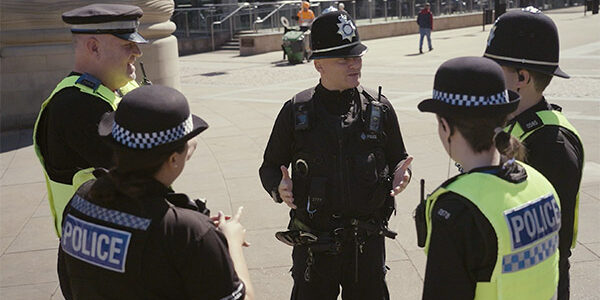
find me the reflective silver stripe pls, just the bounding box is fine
[484,53,559,66]
[71,20,138,31]
[311,41,360,53]
[219,282,245,300]
[70,195,151,230]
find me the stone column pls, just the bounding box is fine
[0,0,180,131]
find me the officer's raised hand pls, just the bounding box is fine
[279,166,296,209]
[391,156,413,196]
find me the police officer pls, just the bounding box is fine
[484,8,584,299]
[58,85,254,300]
[259,11,412,299]
[416,56,561,299]
[34,3,147,236]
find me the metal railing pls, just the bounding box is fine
[253,2,290,32]
[211,2,251,50]
[172,0,582,49]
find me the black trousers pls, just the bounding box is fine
[557,253,571,300]
[290,235,389,300]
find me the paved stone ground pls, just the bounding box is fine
[1,6,598,300]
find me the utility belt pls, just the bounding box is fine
[277,217,397,282]
[276,217,396,252]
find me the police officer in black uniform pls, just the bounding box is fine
[34,3,148,235]
[259,11,412,300]
[484,8,585,299]
[58,85,254,300]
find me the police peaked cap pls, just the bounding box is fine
[62,4,148,43]
[309,11,367,59]
[418,57,520,116]
[98,85,208,153]
[484,7,569,78]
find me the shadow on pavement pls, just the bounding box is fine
[1,129,34,153]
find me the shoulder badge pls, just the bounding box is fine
[517,112,544,133]
[75,73,102,91]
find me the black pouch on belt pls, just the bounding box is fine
[307,177,327,216]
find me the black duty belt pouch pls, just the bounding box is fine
[414,201,427,248]
[307,177,327,216]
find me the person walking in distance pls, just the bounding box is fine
[417,3,433,54]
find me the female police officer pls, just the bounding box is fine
[57,85,254,300]
[415,57,560,300]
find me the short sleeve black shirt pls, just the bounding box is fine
[58,176,245,300]
[36,72,115,184]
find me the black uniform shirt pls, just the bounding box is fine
[259,83,409,196]
[422,163,528,300]
[58,176,245,300]
[507,98,584,261]
[36,72,115,184]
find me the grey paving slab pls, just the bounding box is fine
[249,266,294,300]
[585,242,600,257]
[5,216,57,254]
[0,6,598,300]
[386,260,425,300]
[0,249,58,287]
[0,182,46,239]
[245,228,294,269]
[0,282,59,300]
[230,200,291,231]
[570,260,600,300]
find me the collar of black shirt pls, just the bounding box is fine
[314,83,358,116]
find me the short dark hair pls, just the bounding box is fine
[528,69,553,93]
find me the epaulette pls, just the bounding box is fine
[515,110,544,134]
[75,73,102,91]
[292,87,315,131]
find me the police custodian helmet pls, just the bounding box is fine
[309,11,367,59]
[484,7,569,78]
[418,57,520,116]
[62,3,148,44]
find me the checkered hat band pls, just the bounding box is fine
[432,89,509,107]
[70,194,151,230]
[502,233,558,273]
[111,114,194,149]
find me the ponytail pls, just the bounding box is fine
[493,127,526,161]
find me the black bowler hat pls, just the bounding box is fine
[62,4,148,44]
[309,11,367,59]
[484,7,568,78]
[98,85,208,152]
[418,57,520,116]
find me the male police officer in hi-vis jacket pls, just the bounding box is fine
[34,4,147,236]
[259,11,412,300]
[484,8,585,299]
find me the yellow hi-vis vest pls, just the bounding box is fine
[506,109,584,249]
[424,162,560,300]
[32,75,139,236]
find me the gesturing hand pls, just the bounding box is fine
[390,156,413,197]
[217,207,250,247]
[279,165,296,209]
